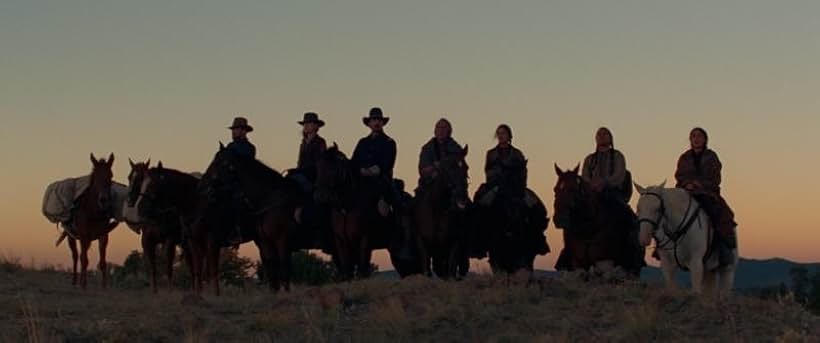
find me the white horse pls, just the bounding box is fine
[634,182,738,297]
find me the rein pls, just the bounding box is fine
[638,191,703,270]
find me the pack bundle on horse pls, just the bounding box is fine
[413,146,471,279]
[634,182,738,297]
[42,154,121,289]
[315,144,405,280]
[127,159,195,293]
[475,159,549,274]
[553,164,643,276]
[198,143,301,293]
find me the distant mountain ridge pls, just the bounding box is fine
[375,257,820,290]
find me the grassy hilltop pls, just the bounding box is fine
[0,258,818,343]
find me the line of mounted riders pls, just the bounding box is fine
[56,108,738,295]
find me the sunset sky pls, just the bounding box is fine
[1,1,819,271]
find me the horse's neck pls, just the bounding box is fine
[661,189,695,228]
[171,174,199,213]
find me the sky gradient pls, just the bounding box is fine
[2,1,819,270]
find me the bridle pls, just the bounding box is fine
[637,190,703,270]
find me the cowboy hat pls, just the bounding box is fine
[298,112,326,127]
[362,107,390,126]
[228,117,254,132]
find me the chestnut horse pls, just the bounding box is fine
[413,146,471,279]
[127,159,192,293]
[197,143,301,293]
[66,153,119,289]
[315,144,397,280]
[553,164,642,276]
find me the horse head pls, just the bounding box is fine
[553,163,594,232]
[315,143,352,204]
[127,158,151,207]
[634,180,667,247]
[431,145,470,210]
[199,142,237,199]
[89,153,115,212]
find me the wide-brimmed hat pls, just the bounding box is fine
[298,112,325,127]
[228,117,254,132]
[362,107,390,126]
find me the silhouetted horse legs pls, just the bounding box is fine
[206,240,221,296]
[68,237,79,286]
[79,239,91,289]
[332,211,355,281]
[165,238,176,289]
[357,234,372,279]
[142,234,159,293]
[98,234,109,288]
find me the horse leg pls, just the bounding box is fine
[334,233,352,281]
[448,243,462,280]
[358,235,372,279]
[190,240,205,294]
[660,256,679,292]
[688,260,705,294]
[68,237,79,286]
[417,238,431,277]
[79,239,91,290]
[718,258,737,299]
[165,239,177,290]
[143,235,159,293]
[98,234,109,288]
[702,269,717,298]
[207,243,221,296]
[276,233,291,292]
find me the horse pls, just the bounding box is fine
[634,182,738,297]
[66,153,119,289]
[134,162,200,291]
[413,146,471,279]
[127,159,192,293]
[198,143,301,292]
[476,159,549,274]
[553,164,642,276]
[315,144,398,280]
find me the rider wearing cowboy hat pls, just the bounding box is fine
[226,117,256,159]
[225,116,256,245]
[352,107,400,215]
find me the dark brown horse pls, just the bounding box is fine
[135,163,201,291]
[475,159,549,274]
[197,143,300,293]
[413,146,471,279]
[66,153,119,289]
[127,159,191,293]
[315,144,395,280]
[553,164,641,276]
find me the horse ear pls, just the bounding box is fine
[129,158,136,168]
[571,163,580,175]
[157,161,164,170]
[219,141,226,150]
[554,163,562,176]
[332,142,338,150]
[107,153,115,166]
[659,179,667,188]
[634,182,646,195]
[462,145,469,157]
[146,158,151,167]
[90,153,97,165]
